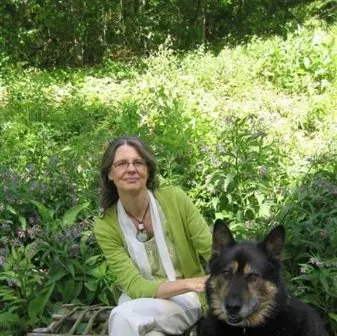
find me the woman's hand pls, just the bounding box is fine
[186,276,208,293]
[155,276,209,299]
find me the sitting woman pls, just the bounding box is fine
[94,135,212,336]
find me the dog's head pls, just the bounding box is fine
[206,219,287,328]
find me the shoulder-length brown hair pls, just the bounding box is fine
[99,136,158,213]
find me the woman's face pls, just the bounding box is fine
[108,144,149,196]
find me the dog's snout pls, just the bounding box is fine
[225,297,242,314]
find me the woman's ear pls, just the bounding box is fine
[107,168,114,182]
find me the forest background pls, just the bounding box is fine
[0,0,337,335]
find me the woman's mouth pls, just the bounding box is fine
[125,178,139,183]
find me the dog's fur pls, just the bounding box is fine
[197,219,328,336]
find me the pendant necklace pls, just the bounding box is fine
[125,202,150,242]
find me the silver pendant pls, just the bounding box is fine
[136,229,148,242]
[136,223,148,242]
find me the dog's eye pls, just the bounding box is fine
[246,273,260,283]
[222,270,233,279]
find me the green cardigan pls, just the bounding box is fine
[94,186,212,302]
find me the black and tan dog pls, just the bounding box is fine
[198,219,328,336]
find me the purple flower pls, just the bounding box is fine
[7,279,18,287]
[217,144,226,154]
[26,163,35,172]
[259,166,268,177]
[69,243,80,257]
[300,266,309,274]
[70,226,82,239]
[309,257,324,268]
[11,239,21,247]
[210,155,221,167]
[9,174,17,183]
[244,221,254,229]
[87,234,96,247]
[6,196,15,204]
[40,184,48,194]
[16,229,26,239]
[1,223,11,232]
[207,185,216,194]
[54,232,65,243]
[319,229,329,240]
[68,183,75,192]
[27,225,41,238]
[65,231,72,239]
[29,181,39,192]
[49,156,59,165]
[0,238,9,247]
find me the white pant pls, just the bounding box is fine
[108,292,201,336]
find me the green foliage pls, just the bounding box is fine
[277,154,337,333]
[1,20,337,334]
[1,0,336,66]
[0,203,115,335]
[253,24,337,94]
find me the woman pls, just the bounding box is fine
[94,136,212,336]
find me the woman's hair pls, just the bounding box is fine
[99,135,158,213]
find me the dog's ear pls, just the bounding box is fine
[262,225,285,260]
[212,218,236,255]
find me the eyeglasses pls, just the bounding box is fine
[112,160,147,170]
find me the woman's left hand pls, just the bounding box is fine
[156,276,209,298]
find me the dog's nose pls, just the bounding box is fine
[225,297,242,314]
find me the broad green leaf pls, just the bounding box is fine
[67,262,75,278]
[72,281,83,301]
[85,280,97,292]
[19,216,27,230]
[258,203,270,218]
[63,279,76,302]
[88,262,107,279]
[28,284,55,322]
[6,204,17,215]
[85,255,101,266]
[0,271,18,281]
[62,202,89,226]
[328,313,337,322]
[211,197,219,210]
[47,269,68,285]
[31,200,53,223]
[25,243,40,259]
[303,57,310,69]
[254,192,265,205]
[223,173,235,191]
[319,273,329,293]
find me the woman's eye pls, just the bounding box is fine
[134,161,145,167]
[117,162,128,168]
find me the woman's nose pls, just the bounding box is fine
[126,163,136,171]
